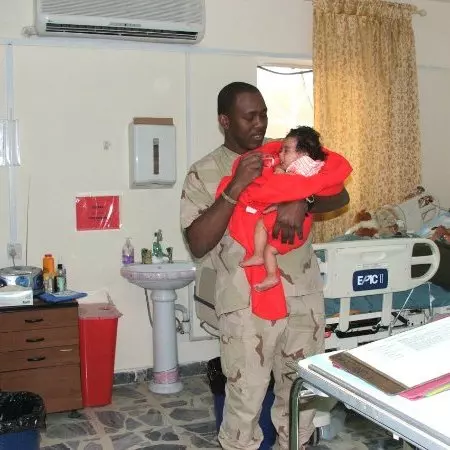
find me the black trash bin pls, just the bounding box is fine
[207,357,276,450]
[0,391,46,450]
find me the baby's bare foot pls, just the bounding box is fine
[254,276,280,291]
[240,256,265,267]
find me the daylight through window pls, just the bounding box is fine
[257,66,313,139]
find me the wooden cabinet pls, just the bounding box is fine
[0,301,82,413]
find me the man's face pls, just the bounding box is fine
[220,92,268,154]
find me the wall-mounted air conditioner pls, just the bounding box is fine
[34,0,205,44]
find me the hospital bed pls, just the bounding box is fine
[314,237,449,350]
[194,236,450,351]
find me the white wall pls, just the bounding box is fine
[408,0,450,206]
[0,0,449,372]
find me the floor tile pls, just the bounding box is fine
[40,375,407,449]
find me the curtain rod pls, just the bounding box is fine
[414,6,427,17]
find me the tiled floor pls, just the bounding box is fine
[40,375,406,450]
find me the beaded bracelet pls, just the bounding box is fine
[221,191,237,205]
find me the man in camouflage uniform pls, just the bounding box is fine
[180,82,349,450]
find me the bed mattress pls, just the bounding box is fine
[325,282,450,317]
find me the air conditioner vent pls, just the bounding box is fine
[45,23,198,40]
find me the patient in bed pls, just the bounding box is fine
[240,126,327,291]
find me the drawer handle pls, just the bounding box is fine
[25,337,45,343]
[27,356,46,362]
[24,318,43,324]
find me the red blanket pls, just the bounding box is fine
[216,141,352,320]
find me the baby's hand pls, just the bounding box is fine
[274,166,285,174]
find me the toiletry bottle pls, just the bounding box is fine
[55,263,67,292]
[43,254,55,275]
[43,273,54,293]
[122,238,135,265]
[141,248,152,264]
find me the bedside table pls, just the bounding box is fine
[0,300,82,413]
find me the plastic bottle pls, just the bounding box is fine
[43,254,55,275]
[55,263,67,293]
[43,272,54,293]
[122,238,135,265]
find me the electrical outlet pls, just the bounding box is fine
[7,243,22,260]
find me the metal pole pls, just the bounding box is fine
[289,377,304,450]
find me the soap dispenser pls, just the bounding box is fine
[122,238,135,265]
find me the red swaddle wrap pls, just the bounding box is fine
[216,141,352,320]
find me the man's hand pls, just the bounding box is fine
[227,152,263,199]
[273,166,285,174]
[273,200,308,244]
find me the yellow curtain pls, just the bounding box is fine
[313,0,421,242]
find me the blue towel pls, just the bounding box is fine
[38,290,88,303]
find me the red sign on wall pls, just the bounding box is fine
[76,195,120,231]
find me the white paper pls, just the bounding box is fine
[348,317,450,387]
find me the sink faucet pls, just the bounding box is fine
[166,247,173,264]
[153,229,174,263]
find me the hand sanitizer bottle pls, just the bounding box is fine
[122,238,135,265]
[55,263,67,293]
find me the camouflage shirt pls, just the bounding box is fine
[180,145,323,316]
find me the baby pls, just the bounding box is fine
[240,126,326,291]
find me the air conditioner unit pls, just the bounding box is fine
[34,0,205,44]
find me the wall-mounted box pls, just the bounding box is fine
[129,117,176,189]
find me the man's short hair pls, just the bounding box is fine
[217,82,261,115]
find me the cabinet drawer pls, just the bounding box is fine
[0,365,82,413]
[0,306,78,332]
[0,326,79,352]
[0,345,79,373]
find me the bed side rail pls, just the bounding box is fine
[313,238,439,299]
[313,238,439,332]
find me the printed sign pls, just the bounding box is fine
[352,268,388,292]
[76,195,120,231]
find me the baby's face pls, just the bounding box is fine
[279,137,300,170]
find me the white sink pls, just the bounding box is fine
[120,261,195,291]
[120,260,196,395]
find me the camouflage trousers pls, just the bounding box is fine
[217,292,325,450]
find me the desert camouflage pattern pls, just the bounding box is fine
[180,145,326,449]
[218,294,325,450]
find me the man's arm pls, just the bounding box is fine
[184,152,264,259]
[310,188,350,214]
[185,191,236,259]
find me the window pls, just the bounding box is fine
[257,66,314,139]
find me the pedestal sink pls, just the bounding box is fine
[120,261,195,394]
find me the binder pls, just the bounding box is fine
[329,317,450,400]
